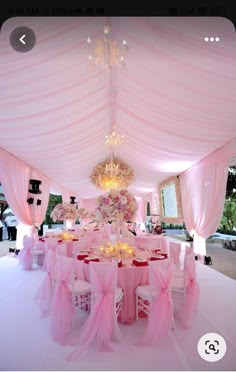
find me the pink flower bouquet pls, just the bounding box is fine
[50,202,77,222]
[94,189,138,223]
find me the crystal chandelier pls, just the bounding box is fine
[105,124,124,146]
[90,155,135,191]
[86,19,128,69]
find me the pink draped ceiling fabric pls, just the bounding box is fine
[0,17,236,244]
[0,17,235,201]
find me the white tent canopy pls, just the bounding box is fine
[0,16,235,201]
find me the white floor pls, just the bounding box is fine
[0,247,236,371]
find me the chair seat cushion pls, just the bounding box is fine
[69,280,91,294]
[33,250,44,255]
[136,284,159,301]
[171,275,184,290]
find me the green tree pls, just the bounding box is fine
[218,166,236,234]
[44,194,62,226]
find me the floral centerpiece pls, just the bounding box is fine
[94,189,138,224]
[50,202,78,223]
[77,208,90,219]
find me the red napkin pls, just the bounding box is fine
[77,254,88,260]
[113,260,122,267]
[133,259,148,267]
[84,257,100,264]
[73,238,79,241]
[58,239,63,243]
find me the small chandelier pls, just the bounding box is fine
[105,124,124,146]
[90,155,135,191]
[86,19,128,69]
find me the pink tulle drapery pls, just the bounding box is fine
[175,253,200,328]
[66,262,121,360]
[49,255,75,345]
[34,249,56,318]
[180,160,229,255]
[137,259,175,346]
[18,236,33,270]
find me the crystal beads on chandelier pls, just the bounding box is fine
[86,24,128,69]
[105,124,124,146]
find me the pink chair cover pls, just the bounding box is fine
[34,249,56,318]
[45,237,58,252]
[66,262,121,360]
[43,237,58,270]
[18,236,33,270]
[77,236,91,251]
[169,242,181,265]
[137,258,175,346]
[74,259,86,281]
[49,255,75,345]
[34,240,45,252]
[176,253,200,328]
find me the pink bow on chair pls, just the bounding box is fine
[18,236,33,270]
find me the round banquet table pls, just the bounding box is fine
[134,235,168,251]
[81,260,149,324]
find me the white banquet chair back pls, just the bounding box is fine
[173,252,200,328]
[66,261,123,360]
[70,259,91,328]
[135,258,175,345]
[169,242,181,265]
[32,240,45,267]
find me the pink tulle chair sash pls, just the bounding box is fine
[66,262,120,360]
[18,236,33,270]
[137,258,175,346]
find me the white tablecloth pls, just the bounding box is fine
[134,235,168,251]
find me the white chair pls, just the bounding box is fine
[71,260,91,311]
[172,252,199,328]
[68,244,92,329]
[169,242,181,265]
[32,240,45,267]
[66,261,123,360]
[135,258,175,345]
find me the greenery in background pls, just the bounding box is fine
[44,194,62,226]
[161,222,184,229]
[217,166,236,235]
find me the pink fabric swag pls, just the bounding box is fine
[18,236,33,270]
[176,253,200,328]
[66,262,121,360]
[137,258,175,346]
[34,249,56,318]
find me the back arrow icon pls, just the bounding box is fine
[19,34,26,45]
